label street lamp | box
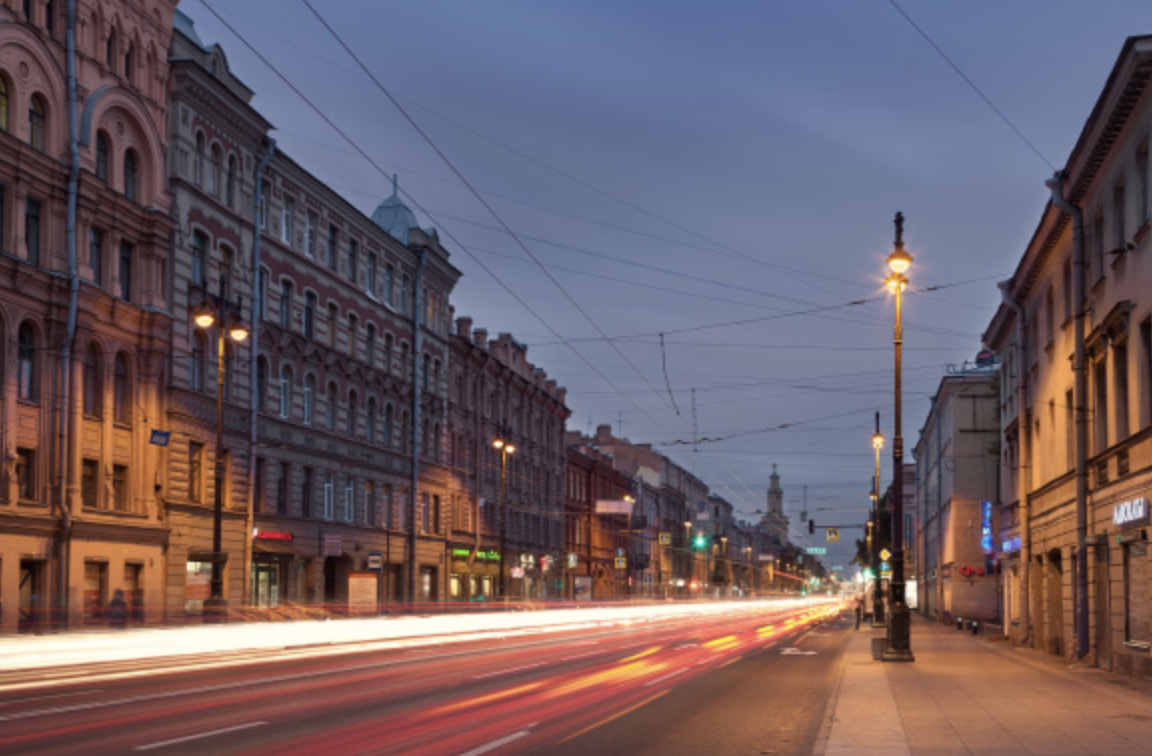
[193,274,249,623]
[493,430,515,600]
[882,212,914,661]
[870,413,885,627]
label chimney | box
[473,327,488,349]
[456,316,473,341]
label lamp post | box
[683,520,692,593]
[493,429,515,600]
[871,413,885,627]
[193,274,249,623]
[882,212,915,661]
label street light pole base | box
[202,597,228,624]
[881,601,915,662]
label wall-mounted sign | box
[659,532,671,545]
[981,501,994,554]
[323,535,342,557]
[367,553,383,571]
[615,556,627,569]
[567,552,578,569]
[1113,497,1151,529]
[149,430,171,447]
[253,529,293,541]
[1001,536,1022,553]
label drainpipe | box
[243,137,276,607]
[999,280,1031,645]
[1047,172,1089,660]
[408,250,426,604]
[471,349,494,580]
[55,0,80,629]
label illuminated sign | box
[958,564,988,578]
[1113,497,1151,529]
[806,547,826,555]
[981,501,994,554]
[450,548,500,561]
[1001,536,1021,553]
[253,529,293,541]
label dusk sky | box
[186,1,1150,572]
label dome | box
[371,177,419,245]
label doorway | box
[18,560,45,633]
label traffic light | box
[808,519,815,535]
[694,533,707,550]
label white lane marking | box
[644,668,687,687]
[780,647,817,656]
[560,651,602,662]
[0,689,104,707]
[133,720,268,751]
[455,729,532,756]
[473,662,546,680]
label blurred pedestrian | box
[106,589,128,629]
[854,596,863,630]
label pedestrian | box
[106,589,128,629]
[854,596,862,630]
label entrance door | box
[1047,549,1064,656]
[253,563,281,608]
[18,560,44,633]
[1095,543,1112,669]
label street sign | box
[615,556,627,569]
[880,561,891,578]
[616,547,626,558]
[367,553,383,571]
[880,548,891,561]
[826,528,840,542]
[659,532,671,545]
[806,547,826,555]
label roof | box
[371,179,420,245]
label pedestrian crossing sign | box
[615,556,627,569]
[826,528,840,542]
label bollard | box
[956,617,963,631]
[970,620,979,635]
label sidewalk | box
[815,614,1152,756]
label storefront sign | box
[1113,497,1151,529]
[958,564,988,578]
[1001,536,1021,553]
[253,529,293,542]
[323,534,342,557]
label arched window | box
[105,28,116,68]
[209,145,221,196]
[366,398,376,444]
[17,322,35,401]
[190,331,205,391]
[123,149,137,201]
[28,94,45,150]
[113,353,130,424]
[83,345,101,417]
[326,382,337,431]
[384,404,394,448]
[401,410,410,453]
[279,366,292,418]
[0,76,10,132]
[194,132,204,187]
[348,390,359,438]
[303,374,315,425]
[226,155,237,207]
[95,131,108,181]
[256,356,269,410]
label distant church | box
[759,464,790,546]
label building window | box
[25,197,40,266]
[348,314,357,358]
[95,131,108,181]
[123,149,137,201]
[194,132,205,187]
[118,242,132,302]
[384,263,394,307]
[344,479,354,523]
[105,28,116,68]
[304,375,315,425]
[82,459,99,509]
[306,212,317,258]
[1095,358,1108,454]
[89,227,104,285]
[366,251,376,296]
[304,292,316,339]
[209,145,221,197]
[384,404,394,448]
[365,480,375,526]
[327,303,338,349]
[348,238,357,281]
[112,464,128,511]
[123,43,133,82]
[256,268,268,321]
[0,76,8,132]
[28,94,45,150]
[258,180,270,230]
[366,398,376,444]
[348,391,359,438]
[1115,180,1127,250]
[18,322,36,401]
[254,457,265,513]
[327,224,337,269]
[222,340,234,402]
[366,324,376,367]
[226,155,237,208]
[400,274,409,315]
[279,281,293,330]
[301,467,313,519]
[323,472,334,520]
[421,493,429,533]
[191,231,207,287]
[281,197,294,245]
[83,345,100,416]
[384,333,394,375]
[382,484,393,528]
[16,447,34,500]
[279,367,291,418]
[256,356,268,411]
[189,441,203,503]
[1124,542,1150,646]
[113,353,130,424]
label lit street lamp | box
[193,274,249,623]
[871,413,885,627]
[493,429,515,599]
[882,212,914,662]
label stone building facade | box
[0,0,178,632]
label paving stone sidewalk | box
[815,614,1152,756]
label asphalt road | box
[0,599,847,756]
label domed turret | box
[371,175,418,245]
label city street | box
[0,599,844,756]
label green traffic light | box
[694,534,706,549]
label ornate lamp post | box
[871,413,885,627]
[493,429,515,600]
[882,212,915,661]
[193,274,249,623]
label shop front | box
[251,528,298,609]
[1108,495,1151,676]
[448,547,499,602]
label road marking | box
[560,651,602,662]
[0,689,104,707]
[473,662,545,679]
[455,728,533,756]
[644,668,687,687]
[557,690,668,744]
[133,720,268,751]
[780,647,817,656]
